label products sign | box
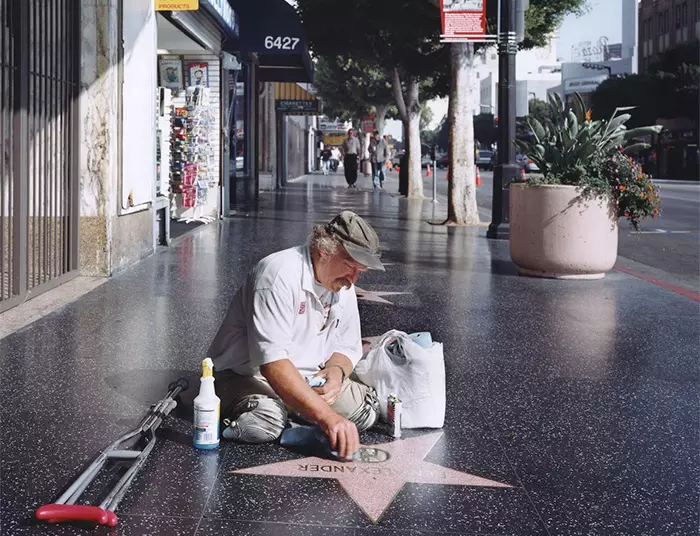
[440,0,486,38]
[155,0,199,10]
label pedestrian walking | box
[321,147,332,175]
[371,131,389,188]
[342,129,361,188]
[330,146,341,172]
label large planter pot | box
[509,183,618,280]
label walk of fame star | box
[230,432,511,523]
[355,286,410,305]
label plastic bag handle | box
[375,329,410,349]
[35,504,118,527]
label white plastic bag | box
[354,330,445,429]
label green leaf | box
[567,111,579,138]
[623,126,664,139]
[623,143,651,154]
[614,106,637,113]
[605,114,632,136]
[571,93,587,123]
[529,117,546,143]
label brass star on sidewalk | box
[231,432,511,523]
[355,286,410,305]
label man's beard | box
[334,278,352,290]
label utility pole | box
[487,0,526,239]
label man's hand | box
[311,365,344,406]
[319,412,359,460]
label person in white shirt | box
[207,211,384,459]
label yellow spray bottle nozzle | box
[202,358,214,378]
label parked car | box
[476,150,493,170]
[437,152,449,168]
[490,152,541,172]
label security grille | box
[1,0,80,312]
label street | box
[421,168,699,288]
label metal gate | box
[1,0,80,313]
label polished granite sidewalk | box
[1,173,698,536]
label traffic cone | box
[446,166,450,181]
[426,164,432,178]
[476,166,482,187]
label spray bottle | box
[193,358,220,450]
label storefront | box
[148,2,240,240]
[227,0,315,207]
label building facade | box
[1,0,318,313]
[478,38,562,115]
[639,0,700,73]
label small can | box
[387,394,402,438]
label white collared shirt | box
[208,246,362,377]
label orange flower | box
[585,109,592,121]
[619,185,627,192]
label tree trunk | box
[446,42,479,225]
[391,69,424,198]
[405,114,423,197]
[375,104,390,135]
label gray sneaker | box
[222,395,288,443]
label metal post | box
[13,0,30,297]
[487,0,519,240]
[431,144,438,204]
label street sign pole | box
[487,0,523,240]
[431,145,438,204]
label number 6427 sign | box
[264,36,301,51]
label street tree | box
[296,0,447,198]
[425,0,587,224]
[313,56,397,135]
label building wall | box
[286,115,309,181]
[622,0,640,71]
[639,0,700,73]
[79,0,120,276]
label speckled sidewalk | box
[1,174,698,535]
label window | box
[229,66,247,175]
[676,5,681,28]
[682,2,688,24]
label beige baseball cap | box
[327,211,385,271]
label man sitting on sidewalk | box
[207,211,384,459]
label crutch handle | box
[168,377,190,395]
[35,504,118,527]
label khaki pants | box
[215,370,379,443]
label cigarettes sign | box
[440,0,486,38]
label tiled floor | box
[1,174,698,535]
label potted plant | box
[510,92,663,280]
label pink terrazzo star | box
[354,286,410,305]
[230,432,511,523]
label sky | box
[557,0,624,62]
